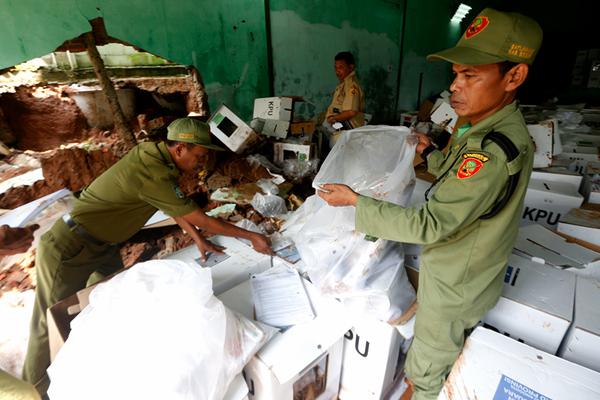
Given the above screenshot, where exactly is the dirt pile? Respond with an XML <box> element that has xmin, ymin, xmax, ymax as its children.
<box><xmin>41</xmin><ymin>146</ymin><xmax>120</xmax><ymax>191</ymax></box>
<box><xmin>0</xmin><ymin>86</ymin><xmax>89</xmax><ymax>151</ymax></box>
<box><xmin>0</xmin><ymin>146</ymin><xmax>121</xmax><ymax>209</ymax></box>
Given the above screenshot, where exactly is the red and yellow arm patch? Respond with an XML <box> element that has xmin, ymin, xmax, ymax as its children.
<box><xmin>457</xmin><ymin>152</ymin><xmax>489</xmax><ymax>179</ymax></box>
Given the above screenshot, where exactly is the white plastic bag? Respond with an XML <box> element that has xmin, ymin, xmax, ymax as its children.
<box><xmin>251</xmin><ymin>192</ymin><xmax>287</xmax><ymax>217</ymax></box>
<box><xmin>288</xmin><ymin>126</ymin><xmax>418</xmax><ymax>322</ymax></box>
<box><xmin>48</xmin><ymin>260</ymin><xmax>274</xmax><ymax>400</ymax></box>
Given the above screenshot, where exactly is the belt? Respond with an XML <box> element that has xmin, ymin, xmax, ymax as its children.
<box><xmin>62</xmin><ymin>214</ymin><xmax>109</xmax><ymax>246</ymax></box>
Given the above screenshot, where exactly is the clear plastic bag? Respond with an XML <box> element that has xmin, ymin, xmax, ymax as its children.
<box><xmin>48</xmin><ymin>260</ymin><xmax>274</xmax><ymax>400</ymax></box>
<box><xmin>288</xmin><ymin>126</ymin><xmax>418</xmax><ymax>322</ymax></box>
<box><xmin>251</xmin><ymin>193</ymin><xmax>287</xmax><ymax>217</ymax></box>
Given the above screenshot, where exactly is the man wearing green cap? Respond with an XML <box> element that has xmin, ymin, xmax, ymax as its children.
<box><xmin>22</xmin><ymin>117</ymin><xmax>274</xmax><ymax>396</ymax></box>
<box><xmin>317</xmin><ymin>8</ymin><xmax>542</xmax><ymax>399</ymax></box>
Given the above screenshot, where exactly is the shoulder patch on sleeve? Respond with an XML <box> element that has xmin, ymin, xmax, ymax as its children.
<box><xmin>457</xmin><ymin>154</ymin><xmax>487</xmax><ymax>179</ymax></box>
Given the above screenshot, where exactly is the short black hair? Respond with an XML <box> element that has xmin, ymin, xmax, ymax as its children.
<box><xmin>498</xmin><ymin>61</ymin><xmax>519</xmax><ymax>75</ymax></box>
<box><xmin>335</xmin><ymin>51</ymin><xmax>355</xmax><ymax>66</ymax></box>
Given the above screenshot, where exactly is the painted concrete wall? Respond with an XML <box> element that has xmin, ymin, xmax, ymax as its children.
<box><xmin>0</xmin><ymin>0</ymin><xmax>269</xmax><ymax>119</ymax></box>
<box><xmin>0</xmin><ymin>0</ymin><xmax>460</xmax><ymax>122</ymax></box>
<box><xmin>397</xmin><ymin>0</ymin><xmax>462</xmax><ymax>111</ymax></box>
<box><xmin>269</xmin><ymin>0</ymin><xmax>404</xmax><ymax>123</ymax></box>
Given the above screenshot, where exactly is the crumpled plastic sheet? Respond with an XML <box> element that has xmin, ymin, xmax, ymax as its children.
<box><xmin>251</xmin><ymin>192</ymin><xmax>287</xmax><ymax>217</ymax></box>
<box><xmin>48</xmin><ymin>260</ymin><xmax>275</xmax><ymax>400</ymax></box>
<box><xmin>286</xmin><ymin>126</ymin><xmax>418</xmax><ymax>322</ymax></box>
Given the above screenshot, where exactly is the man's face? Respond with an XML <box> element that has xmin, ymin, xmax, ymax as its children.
<box><xmin>450</xmin><ymin>63</ymin><xmax>511</xmax><ymax>125</ymax></box>
<box><xmin>335</xmin><ymin>60</ymin><xmax>354</xmax><ymax>82</ymax></box>
<box><xmin>176</xmin><ymin>144</ymin><xmax>215</xmax><ymax>174</ymax></box>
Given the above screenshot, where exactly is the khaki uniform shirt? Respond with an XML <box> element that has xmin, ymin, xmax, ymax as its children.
<box><xmin>71</xmin><ymin>142</ymin><xmax>198</xmax><ymax>243</ymax></box>
<box><xmin>326</xmin><ymin>71</ymin><xmax>365</xmax><ymax>128</ymax></box>
<box><xmin>355</xmin><ymin>102</ymin><xmax>533</xmax><ymax>319</ymax></box>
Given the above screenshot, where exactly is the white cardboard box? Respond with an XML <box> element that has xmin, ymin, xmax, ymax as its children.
<box><xmin>253</xmin><ymin>97</ymin><xmax>294</xmax><ymax>121</ymax></box>
<box><xmin>528</xmin><ymin>120</ymin><xmax>556</xmax><ymax>168</ymax></box>
<box><xmin>481</xmin><ymin>254</ymin><xmax>575</xmax><ymax>354</ymax></box>
<box><xmin>339</xmin><ymin>315</ymin><xmax>404</xmax><ymax>400</ymax></box>
<box><xmin>522</xmin><ymin>178</ymin><xmax>584</xmax><ymax>228</ymax></box>
<box><xmin>558</xmin><ymin>276</ymin><xmax>600</xmax><ymax>373</ymax></box>
<box><xmin>218</xmin><ymin>275</ymin><xmax>352</xmax><ymax>400</ymax></box>
<box><xmin>439</xmin><ymin>327</ymin><xmax>600</xmax><ymax>400</ymax></box>
<box><xmin>513</xmin><ymin>224</ymin><xmax>600</xmax><ymax>281</ymax></box>
<box><xmin>163</xmin><ymin>236</ymin><xmax>272</xmax><ymax>295</ymax></box>
<box><xmin>430</xmin><ymin>101</ymin><xmax>457</xmax><ymax>133</ymax></box>
<box><xmin>558</xmin><ymin>208</ymin><xmax>600</xmax><ymax>247</ymax></box>
<box><xmin>209</xmin><ymin>104</ymin><xmax>260</xmax><ymax>153</ymax></box>
<box><xmin>273</xmin><ymin>142</ymin><xmax>316</xmax><ymax>165</ymax></box>
<box><xmin>225</xmin><ymin>374</ymin><xmax>250</xmax><ymax>400</ymax></box>
<box><xmin>530</xmin><ymin>168</ymin><xmax>582</xmax><ymax>191</ymax></box>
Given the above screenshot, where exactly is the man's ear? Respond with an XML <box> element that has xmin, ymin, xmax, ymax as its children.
<box><xmin>504</xmin><ymin>63</ymin><xmax>529</xmax><ymax>92</ymax></box>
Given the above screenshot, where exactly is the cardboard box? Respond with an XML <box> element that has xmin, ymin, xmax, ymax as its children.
<box><xmin>273</xmin><ymin>142</ymin><xmax>316</xmax><ymax>165</ymax></box>
<box><xmin>253</xmin><ymin>97</ymin><xmax>294</xmax><ymax>121</ymax></box>
<box><xmin>558</xmin><ymin>208</ymin><xmax>600</xmax><ymax>247</ymax></box>
<box><xmin>430</xmin><ymin>101</ymin><xmax>457</xmax><ymax>133</ymax></box>
<box><xmin>528</xmin><ymin>120</ymin><xmax>556</xmax><ymax>168</ymax></box>
<box><xmin>588</xmin><ymin>60</ymin><xmax>600</xmax><ymax>89</ymax></box>
<box><xmin>290</xmin><ymin>121</ymin><xmax>316</xmax><ymax>136</ymax></box>
<box><xmin>522</xmin><ymin>178</ymin><xmax>584</xmax><ymax>228</ymax></box>
<box><xmin>399</xmin><ymin>112</ymin><xmax>417</xmax><ymax>127</ymax></box>
<box><xmin>258</xmin><ymin>119</ymin><xmax>290</xmax><ymax>139</ymax></box>
<box><xmin>530</xmin><ymin>168</ymin><xmax>582</xmax><ymax>191</ymax></box>
<box><xmin>513</xmin><ymin>224</ymin><xmax>600</xmax><ymax>281</ymax></box>
<box><xmin>164</xmin><ymin>236</ymin><xmax>272</xmax><ymax>296</ymax></box>
<box><xmin>439</xmin><ymin>327</ymin><xmax>600</xmax><ymax>400</ymax></box>
<box><xmin>218</xmin><ymin>276</ymin><xmax>352</xmax><ymax>400</ymax></box>
<box><xmin>558</xmin><ymin>276</ymin><xmax>600</xmax><ymax>373</ymax></box>
<box><xmin>481</xmin><ymin>254</ymin><xmax>575</xmax><ymax>354</ymax></box>
<box><xmin>209</xmin><ymin>104</ymin><xmax>260</xmax><ymax>153</ymax></box>
<box><xmin>338</xmin><ymin>315</ymin><xmax>404</xmax><ymax>400</ymax></box>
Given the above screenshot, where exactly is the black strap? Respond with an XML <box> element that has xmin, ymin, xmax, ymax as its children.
<box><xmin>423</xmin><ymin>131</ymin><xmax>520</xmax><ymax>220</ymax></box>
<box><xmin>479</xmin><ymin>131</ymin><xmax>520</xmax><ymax>220</ymax></box>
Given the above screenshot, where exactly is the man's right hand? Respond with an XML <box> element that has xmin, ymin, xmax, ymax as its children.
<box><xmin>250</xmin><ymin>233</ymin><xmax>274</xmax><ymax>256</ymax></box>
<box><xmin>414</xmin><ymin>133</ymin><xmax>432</xmax><ymax>155</ymax></box>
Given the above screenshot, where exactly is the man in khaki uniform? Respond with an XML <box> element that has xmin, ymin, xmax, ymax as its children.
<box><xmin>318</xmin><ymin>9</ymin><xmax>542</xmax><ymax>399</ymax></box>
<box><xmin>324</xmin><ymin>51</ymin><xmax>365</xmax><ymax>146</ymax></box>
<box><xmin>22</xmin><ymin>118</ymin><xmax>273</xmax><ymax>396</ymax></box>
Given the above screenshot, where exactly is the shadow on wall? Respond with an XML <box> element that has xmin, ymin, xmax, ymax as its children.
<box><xmin>363</xmin><ymin>66</ymin><xmax>395</xmax><ymax>124</ymax></box>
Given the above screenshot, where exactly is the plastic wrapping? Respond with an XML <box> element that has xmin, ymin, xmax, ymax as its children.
<box><xmin>287</xmin><ymin>126</ymin><xmax>418</xmax><ymax>322</ymax></box>
<box><xmin>282</xmin><ymin>158</ymin><xmax>320</xmax><ymax>180</ymax></box>
<box><xmin>251</xmin><ymin>193</ymin><xmax>287</xmax><ymax>217</ymax></box>
<box><xmin>48</xmin><ymin>260</ymin><xmax>274</xmax><ymax>400</ymax></box>
<box><xmin>256</xmin><ymin>178</ymin><xmax>280</xmax><ymax>195</ymax></box>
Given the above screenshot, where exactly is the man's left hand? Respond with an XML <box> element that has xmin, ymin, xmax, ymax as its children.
<box><xmin>317</xmin><ymin>184</ymin><xmax>359</xmax><ymax>207</ymax></box>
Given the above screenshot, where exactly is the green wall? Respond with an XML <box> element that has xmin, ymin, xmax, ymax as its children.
<box><xmin>0</xmin><ymin>0</ymin><xmax>269</xmax><ymax>119</ymax></box>
<box><xmin>0</xmin><ymin>0</ymin><xmax>461</xmax><ymax>122</ymax></box>
<box><xmin>397</xmin><ymin>0</ymin><xmax>462</xmax><ymax>111</ymax></box>
<box><xmin>269</xmin><ymin>0</ymin><xmax>404</xmax><ymax>123</ymax></box>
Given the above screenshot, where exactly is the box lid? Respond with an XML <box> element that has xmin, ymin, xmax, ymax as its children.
<box><xmin>218</xmin><ymin>276</ymin><xmax>352</xmax><ymax>385</ymax></box>
<box><xmin>440</xmin><ymin>327</ymin><xmax>600</xmax><ymax>399</ymax></box>
<box><xmin>503</xmin><ymin>254</ymin><xmax>575</xmax><ymax>320</ymax></box>
<box><xmin>559</xmin><ymin>208</ymin><xmax>600</xmax><ymax>229</ymax></box>
<box><xmin>574</xmin><ymin>276</ymin><xmax>600</xmax><ymax>336</ymax></box>
<box><xmin>514</xmin><ymin>224</ymin><xmax>600</xmax><ymax>269</ymax></box>
<box><xmin>526</xmin><ymin>179</ymin><xmax>584</xmax><ymax>202</ymax></box>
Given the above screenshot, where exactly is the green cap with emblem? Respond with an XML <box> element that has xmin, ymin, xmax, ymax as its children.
<box><xmin>427</xmin><ymin>8</ymin><xmax>542</xmax><ymax>65</ymax></box>
<box><xmin>167</xmin><ymin>118</ymin><xmax>225</xmax><ymax>151</ymax></box>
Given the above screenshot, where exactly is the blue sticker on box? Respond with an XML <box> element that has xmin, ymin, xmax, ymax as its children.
<box><xmin>493</xmin><ymin>375</ymin><xmax>552</xmax><ymax>400</ymax></box>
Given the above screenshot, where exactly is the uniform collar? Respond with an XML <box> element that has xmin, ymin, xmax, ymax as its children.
<box><xmin>455</xmin><ymin>101</ymin><xmax>519</xmax><ymax>144</ymax></box>
<box><xmin>156</xmin><ymin>141</ymin><xmax>180</xmax><ymax>177</ymax></box>
<box><xmin>337</xmin><ymin>70</ymin><xmax>357</xmax><ymax>87</ymax></box>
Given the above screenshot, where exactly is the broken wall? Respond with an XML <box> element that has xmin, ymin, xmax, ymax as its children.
<box><xmin>0</xmin><ymin>1</ymin><xmax>462</xmax><ymax>123</ymax></box>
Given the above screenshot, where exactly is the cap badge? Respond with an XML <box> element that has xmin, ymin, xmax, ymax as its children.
<box><xmin>465</xmin><ymin>16</ymin><xmax>490</xmax><ymax>39</ymax></box>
